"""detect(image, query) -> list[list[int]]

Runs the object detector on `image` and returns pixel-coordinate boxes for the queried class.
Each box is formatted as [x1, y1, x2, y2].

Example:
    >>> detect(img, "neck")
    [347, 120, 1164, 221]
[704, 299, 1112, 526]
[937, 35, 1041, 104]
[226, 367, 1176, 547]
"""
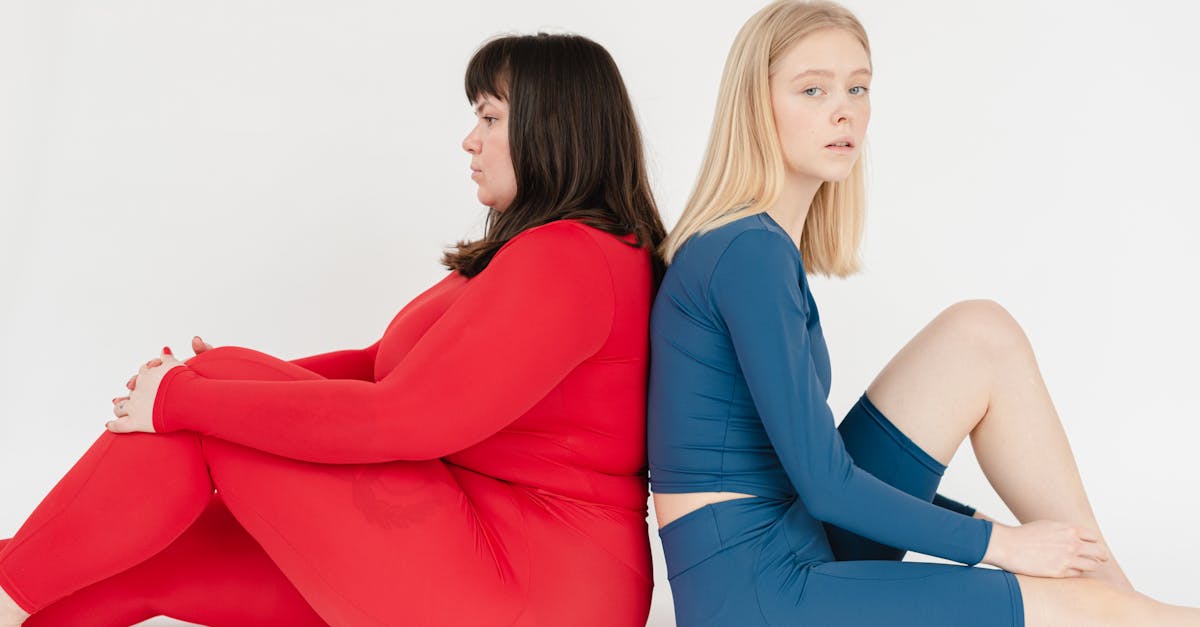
[765, 173, 823, 250]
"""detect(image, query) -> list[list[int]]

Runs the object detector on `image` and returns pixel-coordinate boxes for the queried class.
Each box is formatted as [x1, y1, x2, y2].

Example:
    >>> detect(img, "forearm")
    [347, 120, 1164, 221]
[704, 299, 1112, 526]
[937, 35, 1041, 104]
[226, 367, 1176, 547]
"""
[287, 341, 380, 381]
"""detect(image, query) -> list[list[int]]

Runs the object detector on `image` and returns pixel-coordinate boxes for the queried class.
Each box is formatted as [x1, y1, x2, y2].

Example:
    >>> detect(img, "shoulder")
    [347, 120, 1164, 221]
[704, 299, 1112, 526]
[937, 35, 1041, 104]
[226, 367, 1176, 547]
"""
[494, 219, 608, 265]
[670, 213, 798, 285]
[713, 225, 798, 272]
[485, 220, 615, 294]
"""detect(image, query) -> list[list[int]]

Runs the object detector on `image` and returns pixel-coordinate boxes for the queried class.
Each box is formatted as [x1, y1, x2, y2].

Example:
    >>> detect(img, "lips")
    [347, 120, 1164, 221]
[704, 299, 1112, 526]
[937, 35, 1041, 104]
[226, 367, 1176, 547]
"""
[826, 136, 855, 148]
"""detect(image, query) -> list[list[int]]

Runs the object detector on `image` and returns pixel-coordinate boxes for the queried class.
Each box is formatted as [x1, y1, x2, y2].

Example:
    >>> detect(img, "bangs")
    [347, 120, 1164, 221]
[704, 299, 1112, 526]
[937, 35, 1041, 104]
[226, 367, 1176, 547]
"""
[465, 37, 512, 104]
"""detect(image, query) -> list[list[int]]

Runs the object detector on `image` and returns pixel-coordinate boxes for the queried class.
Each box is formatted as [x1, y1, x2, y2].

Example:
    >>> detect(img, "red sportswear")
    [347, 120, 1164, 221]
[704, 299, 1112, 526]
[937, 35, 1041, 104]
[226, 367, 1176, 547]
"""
[0, 218, 655, 626]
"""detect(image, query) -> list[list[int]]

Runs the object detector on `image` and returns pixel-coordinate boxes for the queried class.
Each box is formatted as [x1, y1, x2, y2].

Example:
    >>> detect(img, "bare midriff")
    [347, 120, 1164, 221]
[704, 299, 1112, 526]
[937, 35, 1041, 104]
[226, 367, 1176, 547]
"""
[653, 491, 761, 529]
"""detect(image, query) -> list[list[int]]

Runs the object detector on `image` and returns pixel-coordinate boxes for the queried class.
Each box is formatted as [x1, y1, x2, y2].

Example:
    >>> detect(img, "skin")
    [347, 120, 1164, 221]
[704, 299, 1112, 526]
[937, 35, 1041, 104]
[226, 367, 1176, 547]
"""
[0, 96, 522, 626]
[652, 26, 1200, 626]
[463, 95, 518, 212]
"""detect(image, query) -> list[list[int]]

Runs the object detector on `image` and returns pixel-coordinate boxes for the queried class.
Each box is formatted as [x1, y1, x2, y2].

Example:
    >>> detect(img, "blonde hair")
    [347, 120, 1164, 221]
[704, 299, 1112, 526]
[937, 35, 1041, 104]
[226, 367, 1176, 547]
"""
[661, 0, 871, 277]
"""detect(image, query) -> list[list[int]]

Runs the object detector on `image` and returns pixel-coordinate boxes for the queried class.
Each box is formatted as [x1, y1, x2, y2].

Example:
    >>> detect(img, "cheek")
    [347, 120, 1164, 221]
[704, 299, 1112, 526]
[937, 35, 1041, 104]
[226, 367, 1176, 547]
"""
[774, 104, 816, 158]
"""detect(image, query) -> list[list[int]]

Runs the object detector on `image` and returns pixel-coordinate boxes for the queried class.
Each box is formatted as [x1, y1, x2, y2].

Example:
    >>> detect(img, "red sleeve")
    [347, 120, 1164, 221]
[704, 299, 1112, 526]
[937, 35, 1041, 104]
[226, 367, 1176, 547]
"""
[286, 339, 381, 381]
[151, 221, 616, 464]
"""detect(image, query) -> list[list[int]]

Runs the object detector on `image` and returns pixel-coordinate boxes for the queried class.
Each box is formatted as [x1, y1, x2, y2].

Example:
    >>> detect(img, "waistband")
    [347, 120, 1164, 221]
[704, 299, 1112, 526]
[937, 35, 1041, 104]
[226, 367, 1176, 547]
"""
[657, 496, 793, 579]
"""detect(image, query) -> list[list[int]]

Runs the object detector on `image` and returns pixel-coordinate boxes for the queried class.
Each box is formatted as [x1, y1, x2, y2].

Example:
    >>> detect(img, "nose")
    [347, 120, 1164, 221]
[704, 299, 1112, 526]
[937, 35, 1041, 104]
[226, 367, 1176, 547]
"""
[832, 101, 851, 126]
[462, 127, 480, 154]
[831, 91, 860, 127]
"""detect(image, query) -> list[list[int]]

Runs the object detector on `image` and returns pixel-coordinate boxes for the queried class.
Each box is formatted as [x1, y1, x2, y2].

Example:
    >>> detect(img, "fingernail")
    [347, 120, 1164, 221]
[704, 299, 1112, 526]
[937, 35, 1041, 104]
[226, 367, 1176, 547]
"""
[163, 346, 173, 355]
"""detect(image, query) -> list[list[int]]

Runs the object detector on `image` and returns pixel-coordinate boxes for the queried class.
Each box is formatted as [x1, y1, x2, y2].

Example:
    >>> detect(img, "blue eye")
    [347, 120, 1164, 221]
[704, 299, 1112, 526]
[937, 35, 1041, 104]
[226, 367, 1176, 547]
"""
[803, 87, 823, 96]
[850, 86, 870, 95]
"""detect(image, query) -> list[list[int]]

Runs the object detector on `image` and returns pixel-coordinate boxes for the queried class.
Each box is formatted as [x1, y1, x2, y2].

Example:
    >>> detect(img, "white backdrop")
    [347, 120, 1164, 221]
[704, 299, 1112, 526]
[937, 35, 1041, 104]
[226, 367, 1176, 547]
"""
[2, 1, 1197, 625]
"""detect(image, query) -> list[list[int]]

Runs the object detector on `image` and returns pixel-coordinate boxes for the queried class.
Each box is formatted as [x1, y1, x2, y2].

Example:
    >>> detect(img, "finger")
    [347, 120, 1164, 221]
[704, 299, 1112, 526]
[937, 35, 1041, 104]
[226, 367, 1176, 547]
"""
[147, 358, 162, 368]
[162, 345, 173, 357]
[1079, 541, 1110, 562]
[126, 375, 137, 390]
[112, 401, 127, 418]
[1075, 527, 1100, 542]
[192, 336, 207, 354]
[112, 395, 129, 405]
[105, 418, 132, 433]
[1069, 557, 1101, 573]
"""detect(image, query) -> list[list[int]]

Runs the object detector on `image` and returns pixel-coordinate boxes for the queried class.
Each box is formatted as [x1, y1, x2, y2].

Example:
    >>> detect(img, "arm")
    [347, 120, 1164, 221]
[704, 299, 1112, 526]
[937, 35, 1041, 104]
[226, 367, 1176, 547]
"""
[151, 221, 615, 464]
[710, 229, 992, 566]
[287, 339, 382, 381]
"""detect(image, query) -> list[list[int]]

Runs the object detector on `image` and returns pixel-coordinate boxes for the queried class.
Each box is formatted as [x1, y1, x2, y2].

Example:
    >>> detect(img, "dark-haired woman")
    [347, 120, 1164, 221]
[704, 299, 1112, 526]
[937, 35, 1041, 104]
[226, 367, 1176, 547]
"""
[0, 33, 664, 627]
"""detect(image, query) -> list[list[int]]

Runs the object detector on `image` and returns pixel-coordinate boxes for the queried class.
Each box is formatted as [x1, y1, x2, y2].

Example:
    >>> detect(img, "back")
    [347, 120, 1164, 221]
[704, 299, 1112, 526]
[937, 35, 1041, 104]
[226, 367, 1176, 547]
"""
[647, 212, 829, 499]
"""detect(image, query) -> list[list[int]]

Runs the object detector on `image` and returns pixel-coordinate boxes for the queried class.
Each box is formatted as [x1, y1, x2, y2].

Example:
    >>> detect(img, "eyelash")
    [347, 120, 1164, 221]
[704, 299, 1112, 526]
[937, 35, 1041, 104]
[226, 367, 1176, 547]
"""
[482, 115, 498, 127]
[803, 86, 870, 96]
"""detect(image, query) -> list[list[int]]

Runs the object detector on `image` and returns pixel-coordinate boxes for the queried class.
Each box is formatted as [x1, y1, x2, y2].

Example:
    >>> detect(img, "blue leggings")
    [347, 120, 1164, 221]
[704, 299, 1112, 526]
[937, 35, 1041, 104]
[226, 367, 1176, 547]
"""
[658, 393, 1024, 626]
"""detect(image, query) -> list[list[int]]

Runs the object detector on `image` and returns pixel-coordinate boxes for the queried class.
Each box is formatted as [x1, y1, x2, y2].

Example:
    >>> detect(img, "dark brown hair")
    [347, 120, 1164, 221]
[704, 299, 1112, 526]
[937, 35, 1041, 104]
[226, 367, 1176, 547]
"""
[442, 32, 667, 285]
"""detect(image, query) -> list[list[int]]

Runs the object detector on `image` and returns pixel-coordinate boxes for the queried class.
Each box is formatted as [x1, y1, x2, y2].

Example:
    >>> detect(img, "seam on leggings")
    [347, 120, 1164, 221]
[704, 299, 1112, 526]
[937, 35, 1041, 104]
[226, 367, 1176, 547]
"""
[0, 434, 118, 583]
[1004, 570, 1025, 627]
[0, 563, 37, 614]
[858, 393, 947, 475]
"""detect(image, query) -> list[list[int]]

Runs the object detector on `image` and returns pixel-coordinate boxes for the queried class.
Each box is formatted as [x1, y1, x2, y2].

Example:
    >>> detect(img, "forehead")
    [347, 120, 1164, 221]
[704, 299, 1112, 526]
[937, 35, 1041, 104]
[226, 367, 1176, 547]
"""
[776, 28, 870, 76]
[472, 95, 510, 112]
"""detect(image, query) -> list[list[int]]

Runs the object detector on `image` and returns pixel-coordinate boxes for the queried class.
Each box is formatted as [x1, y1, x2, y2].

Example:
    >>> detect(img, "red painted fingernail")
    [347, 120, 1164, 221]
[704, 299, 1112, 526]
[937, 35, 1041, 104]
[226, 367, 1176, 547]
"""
[162, 346, 173, 355]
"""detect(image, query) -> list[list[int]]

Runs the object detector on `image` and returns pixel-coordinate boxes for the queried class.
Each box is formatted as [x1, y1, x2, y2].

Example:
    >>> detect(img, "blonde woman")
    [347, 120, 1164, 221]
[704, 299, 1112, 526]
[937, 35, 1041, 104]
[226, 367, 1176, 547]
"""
[646, 1, 1200, 625]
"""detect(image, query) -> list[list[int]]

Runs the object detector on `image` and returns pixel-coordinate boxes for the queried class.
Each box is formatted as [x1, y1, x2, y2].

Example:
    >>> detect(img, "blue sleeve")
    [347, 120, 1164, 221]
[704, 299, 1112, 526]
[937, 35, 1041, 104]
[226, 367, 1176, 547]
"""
[708, 229, 992, 566]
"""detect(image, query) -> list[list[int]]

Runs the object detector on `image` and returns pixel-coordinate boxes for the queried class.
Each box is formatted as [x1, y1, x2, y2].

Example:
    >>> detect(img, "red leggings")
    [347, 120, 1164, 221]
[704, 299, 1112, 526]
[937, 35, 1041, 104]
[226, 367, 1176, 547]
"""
[0, 493, 325, 626]
[0, 348, 622, 626]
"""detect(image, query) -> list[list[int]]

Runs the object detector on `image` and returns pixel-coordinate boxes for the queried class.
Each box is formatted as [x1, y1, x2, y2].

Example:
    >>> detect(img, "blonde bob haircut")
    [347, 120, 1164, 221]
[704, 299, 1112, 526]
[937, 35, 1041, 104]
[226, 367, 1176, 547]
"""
[660, 0, 870, 277]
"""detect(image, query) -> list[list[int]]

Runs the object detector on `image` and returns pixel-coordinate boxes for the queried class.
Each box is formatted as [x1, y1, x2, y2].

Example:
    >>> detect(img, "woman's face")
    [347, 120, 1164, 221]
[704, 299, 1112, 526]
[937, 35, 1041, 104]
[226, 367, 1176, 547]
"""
[463, 95, 518, 212]
[769, 28, 871, 185]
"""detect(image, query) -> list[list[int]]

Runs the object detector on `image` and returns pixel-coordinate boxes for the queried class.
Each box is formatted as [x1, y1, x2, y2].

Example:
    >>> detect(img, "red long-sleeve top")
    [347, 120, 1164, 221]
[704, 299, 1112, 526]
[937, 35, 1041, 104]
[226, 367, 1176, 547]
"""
[151, 219, 653, 510]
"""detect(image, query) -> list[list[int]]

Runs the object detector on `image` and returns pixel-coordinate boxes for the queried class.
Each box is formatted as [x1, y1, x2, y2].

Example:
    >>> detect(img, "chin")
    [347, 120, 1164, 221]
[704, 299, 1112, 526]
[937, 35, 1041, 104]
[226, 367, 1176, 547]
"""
[818, 166, 857, 183]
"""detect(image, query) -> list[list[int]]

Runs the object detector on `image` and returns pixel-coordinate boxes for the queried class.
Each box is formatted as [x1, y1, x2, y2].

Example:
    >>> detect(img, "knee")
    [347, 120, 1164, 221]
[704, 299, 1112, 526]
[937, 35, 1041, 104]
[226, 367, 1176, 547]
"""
[185, 346, 318, 381]
[937, 299, 1029, 358]
[184, 345, 257, 366]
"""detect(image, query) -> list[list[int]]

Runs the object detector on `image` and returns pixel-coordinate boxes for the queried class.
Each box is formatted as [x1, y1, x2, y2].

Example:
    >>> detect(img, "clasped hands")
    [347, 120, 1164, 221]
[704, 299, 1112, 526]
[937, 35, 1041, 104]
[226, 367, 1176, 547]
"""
[107, 336, 214, 434]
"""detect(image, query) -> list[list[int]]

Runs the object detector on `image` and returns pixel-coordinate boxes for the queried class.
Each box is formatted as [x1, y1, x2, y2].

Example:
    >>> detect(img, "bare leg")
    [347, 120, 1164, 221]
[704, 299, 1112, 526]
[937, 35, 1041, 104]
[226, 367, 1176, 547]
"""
[0, 588, 25, 626]
[1013, 574, 1200, 627]
[863, 299, 1199, 624]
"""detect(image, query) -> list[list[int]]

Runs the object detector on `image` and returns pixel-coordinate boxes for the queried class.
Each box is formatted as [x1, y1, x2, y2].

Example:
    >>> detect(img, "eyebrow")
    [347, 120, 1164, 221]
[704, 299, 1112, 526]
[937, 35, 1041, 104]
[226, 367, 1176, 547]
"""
[473, 98, 495, 114]
[791, 68, 872, 81]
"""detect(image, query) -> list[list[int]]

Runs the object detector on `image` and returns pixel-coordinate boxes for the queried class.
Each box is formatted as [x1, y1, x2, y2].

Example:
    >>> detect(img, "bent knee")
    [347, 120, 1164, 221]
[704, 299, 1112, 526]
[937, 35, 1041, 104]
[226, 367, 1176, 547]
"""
[937, 299, 1028, 356]
[186, 346, 321, 381]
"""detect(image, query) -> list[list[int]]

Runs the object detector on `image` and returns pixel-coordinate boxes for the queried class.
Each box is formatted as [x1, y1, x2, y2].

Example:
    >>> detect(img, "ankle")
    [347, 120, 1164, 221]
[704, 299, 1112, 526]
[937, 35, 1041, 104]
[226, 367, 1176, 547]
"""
[0, 587, 30, 625]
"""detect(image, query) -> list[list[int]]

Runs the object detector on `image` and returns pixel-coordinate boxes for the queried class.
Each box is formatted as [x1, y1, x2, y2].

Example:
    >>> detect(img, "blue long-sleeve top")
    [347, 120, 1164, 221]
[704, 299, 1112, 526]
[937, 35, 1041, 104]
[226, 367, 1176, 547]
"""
[647, 212, 993, 566]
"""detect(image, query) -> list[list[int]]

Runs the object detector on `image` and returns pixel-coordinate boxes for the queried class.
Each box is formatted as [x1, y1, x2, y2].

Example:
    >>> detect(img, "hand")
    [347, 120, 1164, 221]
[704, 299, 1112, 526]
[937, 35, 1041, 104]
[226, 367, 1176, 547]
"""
[117, 336, 212, 393]
[108, 347, 188, 434]
[982, 519, 1111, 577]
[191, 335, 214, 356]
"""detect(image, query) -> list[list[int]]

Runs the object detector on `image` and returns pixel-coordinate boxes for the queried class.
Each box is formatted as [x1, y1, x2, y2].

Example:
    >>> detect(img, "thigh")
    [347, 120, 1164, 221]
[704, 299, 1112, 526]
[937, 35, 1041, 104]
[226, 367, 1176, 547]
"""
[780, 560, 1024, 627]
[187, 347, 529, 627]
[12, 492, 325, 627]
[862, 299, 1014, 468]
[824, 392, 948, 561]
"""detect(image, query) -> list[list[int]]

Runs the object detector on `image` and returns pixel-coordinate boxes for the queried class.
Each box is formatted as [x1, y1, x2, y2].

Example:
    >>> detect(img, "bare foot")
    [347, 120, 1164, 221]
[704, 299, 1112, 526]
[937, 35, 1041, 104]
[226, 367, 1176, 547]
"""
[0, 585, 30, 626]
